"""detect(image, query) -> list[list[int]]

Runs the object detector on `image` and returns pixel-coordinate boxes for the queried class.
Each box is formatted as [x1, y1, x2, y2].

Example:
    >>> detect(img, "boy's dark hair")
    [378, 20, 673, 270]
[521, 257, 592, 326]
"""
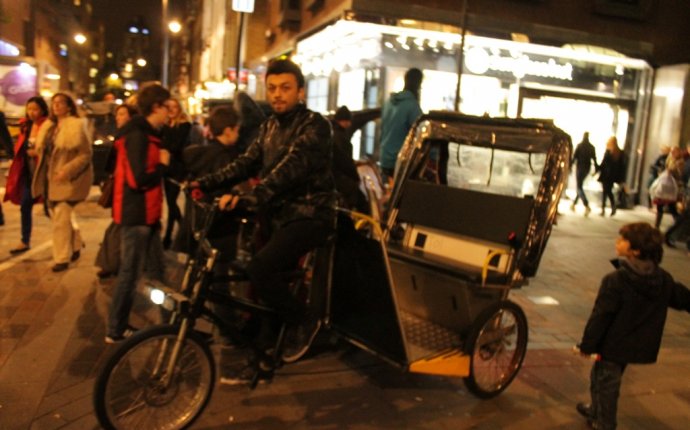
[619, 222, 663, 264]
[266, 59, 305, 88]
[207, 105, 240, 138]
[136, 84, 170, 116]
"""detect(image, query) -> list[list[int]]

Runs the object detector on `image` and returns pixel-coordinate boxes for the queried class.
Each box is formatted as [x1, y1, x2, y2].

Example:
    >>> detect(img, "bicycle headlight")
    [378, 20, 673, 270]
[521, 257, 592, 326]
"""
[145, 284, 190, 313]
[150, 288, 166, 305]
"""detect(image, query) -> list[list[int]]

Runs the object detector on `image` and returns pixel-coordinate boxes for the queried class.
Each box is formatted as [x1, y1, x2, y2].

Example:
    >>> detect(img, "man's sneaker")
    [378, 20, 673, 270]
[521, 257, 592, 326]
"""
[570, 202, 576, 212]
[281, 317, 321, 363]
[105, 326, 138, 344]
[219, 364, 269, 386]
[576, 402, 591, 419]
[576, 403, 598, 428]
[584, 206, 591, 217]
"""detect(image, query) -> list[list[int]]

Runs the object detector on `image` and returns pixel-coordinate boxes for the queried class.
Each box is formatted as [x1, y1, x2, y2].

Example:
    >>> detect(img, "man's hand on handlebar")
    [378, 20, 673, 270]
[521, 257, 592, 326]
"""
[218, 193, 258, 212]
[219, 193, 240, 211]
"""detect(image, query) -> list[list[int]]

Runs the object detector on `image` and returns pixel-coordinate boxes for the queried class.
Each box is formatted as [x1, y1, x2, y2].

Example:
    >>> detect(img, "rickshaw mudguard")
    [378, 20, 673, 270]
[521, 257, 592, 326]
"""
[408, 349, 470, 377]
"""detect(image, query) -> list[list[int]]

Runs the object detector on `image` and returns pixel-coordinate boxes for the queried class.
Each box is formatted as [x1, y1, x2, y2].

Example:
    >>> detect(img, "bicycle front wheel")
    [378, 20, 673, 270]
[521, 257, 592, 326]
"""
[93, 325, 215, 430]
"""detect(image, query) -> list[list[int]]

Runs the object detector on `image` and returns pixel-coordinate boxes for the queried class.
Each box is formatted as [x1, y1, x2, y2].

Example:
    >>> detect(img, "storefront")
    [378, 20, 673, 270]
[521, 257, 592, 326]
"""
[294, 19, 653, 197]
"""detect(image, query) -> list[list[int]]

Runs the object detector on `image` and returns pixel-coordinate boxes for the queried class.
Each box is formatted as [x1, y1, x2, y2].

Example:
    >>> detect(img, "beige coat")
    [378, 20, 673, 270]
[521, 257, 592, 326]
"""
[32, 116, 94, 202]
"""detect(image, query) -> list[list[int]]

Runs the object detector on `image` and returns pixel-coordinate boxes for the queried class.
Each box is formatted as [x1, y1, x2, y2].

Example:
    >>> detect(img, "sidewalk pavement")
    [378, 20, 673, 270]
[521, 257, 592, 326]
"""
[1, 189, 690, 429]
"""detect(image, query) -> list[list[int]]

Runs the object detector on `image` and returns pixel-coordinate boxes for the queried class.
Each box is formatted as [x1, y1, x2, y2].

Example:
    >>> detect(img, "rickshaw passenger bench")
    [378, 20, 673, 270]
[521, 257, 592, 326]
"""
[391, 180, 533, 285]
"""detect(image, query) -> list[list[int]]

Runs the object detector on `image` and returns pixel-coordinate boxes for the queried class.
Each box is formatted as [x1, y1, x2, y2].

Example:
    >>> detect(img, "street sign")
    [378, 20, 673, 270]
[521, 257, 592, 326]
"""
[232, 0, 255, 13]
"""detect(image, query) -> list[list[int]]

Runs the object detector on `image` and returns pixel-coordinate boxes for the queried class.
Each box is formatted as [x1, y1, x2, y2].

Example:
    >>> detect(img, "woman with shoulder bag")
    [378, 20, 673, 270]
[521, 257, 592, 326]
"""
[652, 147, 684, 228]
[95, 103, 138, 278]
[4, 96, 49, 254]
[31, 93, 94, 272]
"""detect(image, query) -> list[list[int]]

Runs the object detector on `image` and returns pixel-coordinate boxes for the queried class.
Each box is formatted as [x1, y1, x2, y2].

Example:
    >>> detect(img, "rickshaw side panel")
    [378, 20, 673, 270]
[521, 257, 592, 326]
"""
[330, 216, 407, 365]
[390, 260, 503, 342]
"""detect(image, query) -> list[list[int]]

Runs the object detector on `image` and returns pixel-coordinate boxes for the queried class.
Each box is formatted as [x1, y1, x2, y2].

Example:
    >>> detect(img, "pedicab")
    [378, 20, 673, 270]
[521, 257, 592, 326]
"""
[92, 111, 571, 429]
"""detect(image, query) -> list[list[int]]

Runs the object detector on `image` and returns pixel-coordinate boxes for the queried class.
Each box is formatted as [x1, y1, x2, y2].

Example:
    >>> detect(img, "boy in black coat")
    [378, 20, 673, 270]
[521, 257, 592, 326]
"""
[577, 222, 690, 429]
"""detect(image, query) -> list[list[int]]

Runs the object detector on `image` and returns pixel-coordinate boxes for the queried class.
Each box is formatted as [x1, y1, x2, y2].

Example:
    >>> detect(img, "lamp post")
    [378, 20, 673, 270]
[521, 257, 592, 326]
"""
[231, 0, 255, 91]
[162, 0, 169, 86]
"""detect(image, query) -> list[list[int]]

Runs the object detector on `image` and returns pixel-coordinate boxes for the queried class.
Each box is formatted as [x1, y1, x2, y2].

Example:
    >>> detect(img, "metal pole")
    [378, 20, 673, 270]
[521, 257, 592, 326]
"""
[235, 11, 245, 91]
[453, 0, 469, 112]
[162, 0, 169, 87]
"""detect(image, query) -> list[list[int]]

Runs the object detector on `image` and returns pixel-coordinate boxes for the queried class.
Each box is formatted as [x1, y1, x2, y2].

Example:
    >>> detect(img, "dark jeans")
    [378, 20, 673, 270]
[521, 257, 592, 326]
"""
[163, 180, 182, 246]
[20, 181, 34, 245]
[664, 209, 690, 249]
[573, 171, 590, 208]
[108, 224, 164, 337]
[601, 182, 616, 212]
[655, 202, 679, 229]
[246, 219, 330, 325]
[589, 359, 626, 430]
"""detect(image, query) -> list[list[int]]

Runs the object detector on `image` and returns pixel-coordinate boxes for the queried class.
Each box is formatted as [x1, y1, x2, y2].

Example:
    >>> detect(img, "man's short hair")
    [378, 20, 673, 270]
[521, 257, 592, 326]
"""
[404, 68, 423, 91]
[207, 105, 240, 138]
[137, 84, 170, 117]
[266, 59, 305, 88]
[334, 105, 352, 122]
[619, 222, 664, 264]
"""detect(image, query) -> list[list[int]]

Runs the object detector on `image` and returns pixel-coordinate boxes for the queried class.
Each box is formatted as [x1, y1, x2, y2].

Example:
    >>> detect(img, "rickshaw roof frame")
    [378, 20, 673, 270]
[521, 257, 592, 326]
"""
[416, 111, 571, 154]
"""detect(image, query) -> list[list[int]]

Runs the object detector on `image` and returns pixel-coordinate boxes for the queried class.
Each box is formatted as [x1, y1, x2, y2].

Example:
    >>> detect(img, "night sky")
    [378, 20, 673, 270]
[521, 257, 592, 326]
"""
[91, 0, 186, 69]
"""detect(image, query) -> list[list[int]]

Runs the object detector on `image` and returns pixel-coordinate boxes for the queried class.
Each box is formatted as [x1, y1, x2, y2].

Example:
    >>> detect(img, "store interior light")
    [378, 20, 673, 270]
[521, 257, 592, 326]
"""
[74, 33, 87, 45]
[128, 26, 139, 34]
[136, 58, 147, 67]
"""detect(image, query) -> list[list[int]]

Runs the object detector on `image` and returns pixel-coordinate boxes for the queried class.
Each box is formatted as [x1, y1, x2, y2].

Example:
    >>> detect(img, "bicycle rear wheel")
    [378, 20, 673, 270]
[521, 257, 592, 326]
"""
[93, 325, 215, 430]
[463, 300, 528, 399]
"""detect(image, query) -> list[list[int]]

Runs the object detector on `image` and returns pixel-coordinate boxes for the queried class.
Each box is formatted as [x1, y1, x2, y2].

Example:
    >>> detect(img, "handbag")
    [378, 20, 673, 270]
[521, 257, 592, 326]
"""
[98, 176, 114, 208]
[649, 170, 678, 203]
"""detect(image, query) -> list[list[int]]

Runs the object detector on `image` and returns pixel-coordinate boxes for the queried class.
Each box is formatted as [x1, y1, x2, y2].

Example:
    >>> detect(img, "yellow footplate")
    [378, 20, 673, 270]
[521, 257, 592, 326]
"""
[409, 349, 470, 377]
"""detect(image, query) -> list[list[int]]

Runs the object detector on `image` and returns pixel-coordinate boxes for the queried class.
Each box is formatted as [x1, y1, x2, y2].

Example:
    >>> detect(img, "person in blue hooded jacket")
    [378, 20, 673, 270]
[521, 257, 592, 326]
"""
[379, 68, 423, 182]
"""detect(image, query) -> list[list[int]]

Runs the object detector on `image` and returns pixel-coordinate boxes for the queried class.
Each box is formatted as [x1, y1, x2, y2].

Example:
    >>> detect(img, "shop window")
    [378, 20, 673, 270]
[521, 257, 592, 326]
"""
[306, 77, 328, 113]
[279, 0, 301, 31]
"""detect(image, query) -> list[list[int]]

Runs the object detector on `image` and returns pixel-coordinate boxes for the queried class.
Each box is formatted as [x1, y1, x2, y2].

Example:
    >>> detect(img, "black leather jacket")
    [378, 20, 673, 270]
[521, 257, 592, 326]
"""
[197, 104, 336, 226]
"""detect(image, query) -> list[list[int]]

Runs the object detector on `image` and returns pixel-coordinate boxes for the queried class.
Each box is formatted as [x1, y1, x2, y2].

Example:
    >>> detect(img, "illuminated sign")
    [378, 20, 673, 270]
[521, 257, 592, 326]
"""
[465, 46, 573, 81]
[232, 0, 255, 13]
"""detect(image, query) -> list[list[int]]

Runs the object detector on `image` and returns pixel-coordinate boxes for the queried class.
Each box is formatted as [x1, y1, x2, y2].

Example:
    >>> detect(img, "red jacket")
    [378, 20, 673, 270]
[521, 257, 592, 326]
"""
[112, 116, 166, 226]
[3, 117, 45, 204]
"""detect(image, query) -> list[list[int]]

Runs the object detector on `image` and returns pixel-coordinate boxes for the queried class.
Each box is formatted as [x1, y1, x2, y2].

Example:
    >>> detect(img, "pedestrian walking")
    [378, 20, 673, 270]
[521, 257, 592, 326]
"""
[652, 146, 684, 228]
[31, 93, 94, 272]
[570, 131, 598, 216]
[106, 84, 171, 343]
[596, 136, 626, 217]
[576, 222, 690, 430]
[3, 97, 49, 254]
